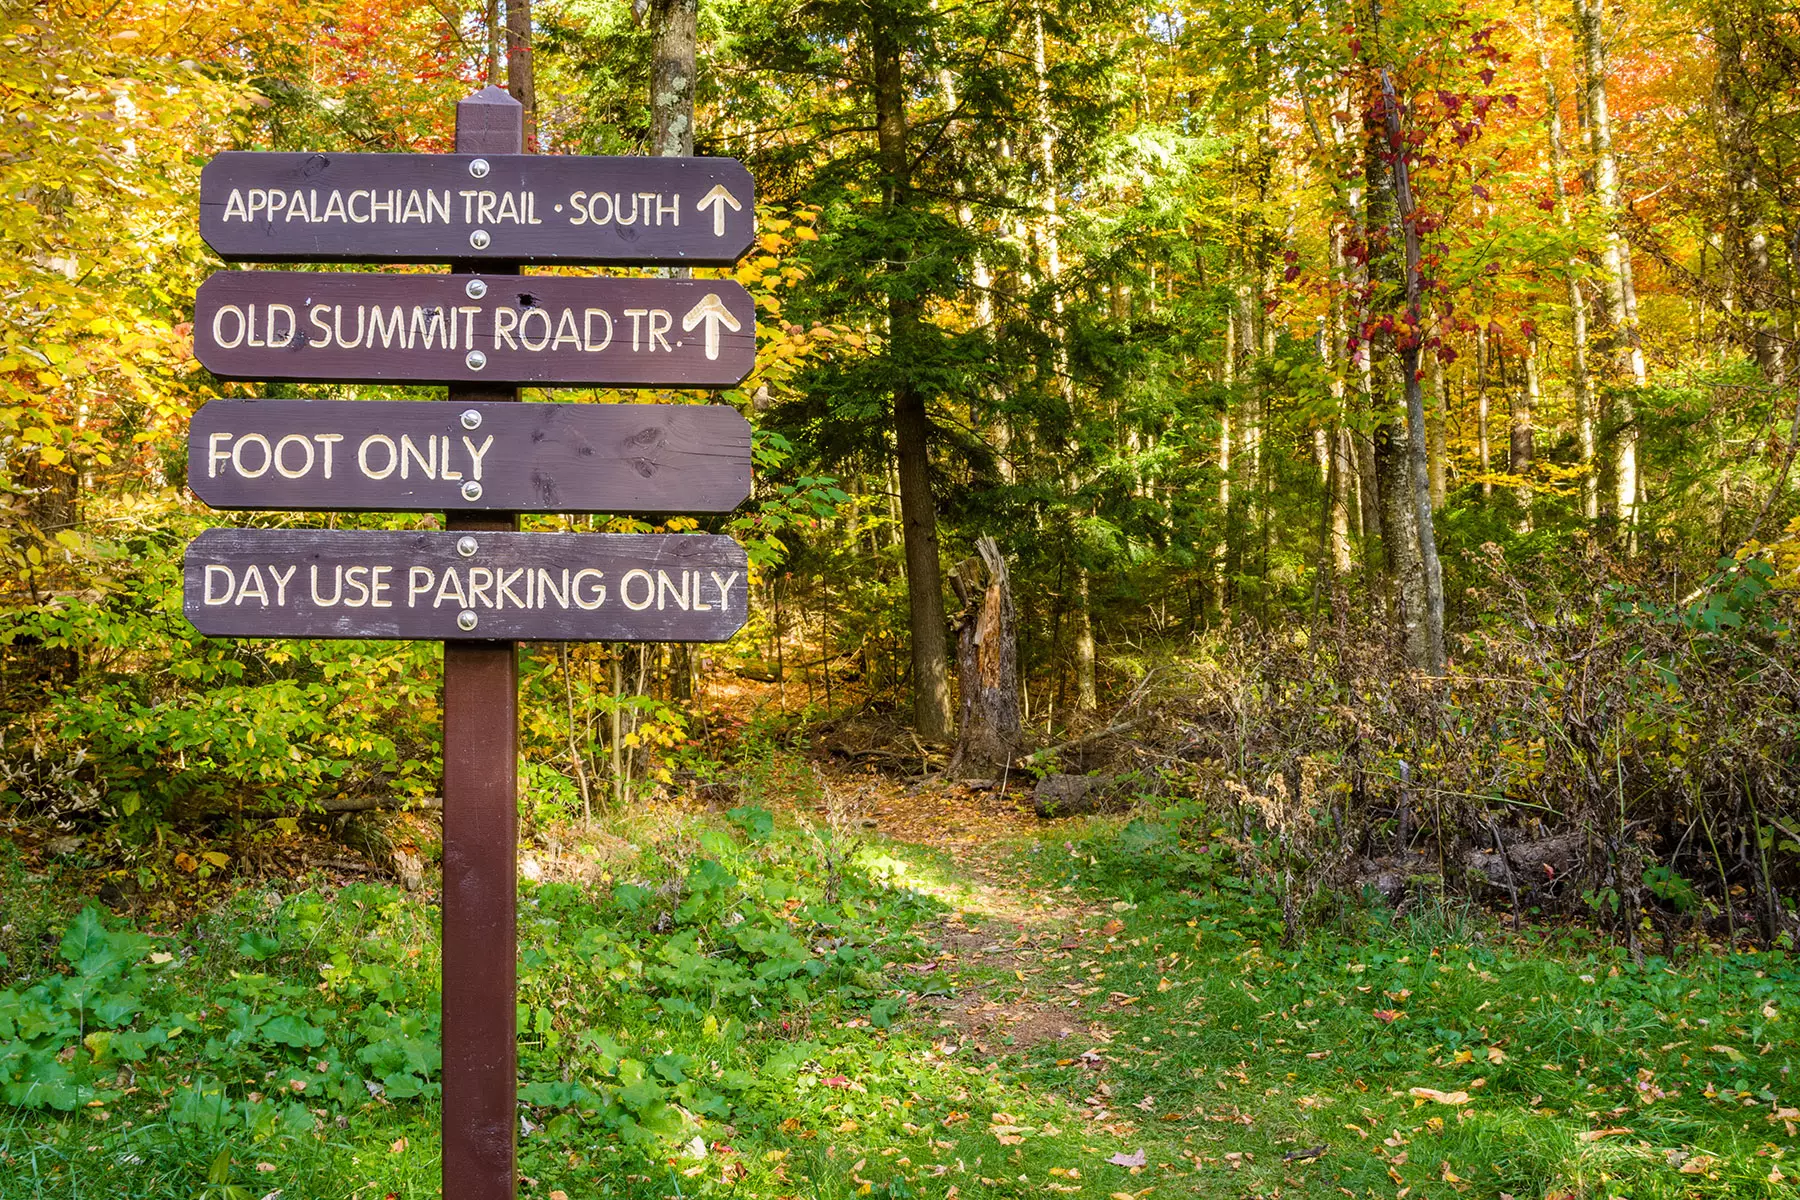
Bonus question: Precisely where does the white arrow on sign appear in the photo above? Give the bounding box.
[695,185,742,237]
[682,293,743,361]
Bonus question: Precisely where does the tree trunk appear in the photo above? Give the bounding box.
[1713,13,1788,385]
[649,0,699,697]
[1515,337,1539,531]
[1427,349,1447,509]
[1376,417,1426,662]
[485,0,501,85]
[950,537,1025,777]
[1534,0,1598,521]
[1381,70,1446,673]
[648,0,698,158]
[1072,566,1097,711]
[1476,325,1492,499]
[505,0,536,149]
[1573,0,1645,549]
[872,9,953,740]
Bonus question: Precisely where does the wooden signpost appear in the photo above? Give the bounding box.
[200,150,755,264]
[182,85,754,1200]
[184,529,748,641]
[188,400,752,513]
[193,271,756,386]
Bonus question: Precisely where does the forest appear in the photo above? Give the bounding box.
[2,0,1798,1197]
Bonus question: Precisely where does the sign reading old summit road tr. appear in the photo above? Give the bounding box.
[188,400,752,514]
[185,529,748,642]
[200,152,755,265]
[193,272,756,387]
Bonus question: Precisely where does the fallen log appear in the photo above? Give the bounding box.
[1022,716,1153,767]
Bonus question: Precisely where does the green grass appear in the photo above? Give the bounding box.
[4,796,1799,1199]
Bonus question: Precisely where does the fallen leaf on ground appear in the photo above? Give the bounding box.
[1576,1127,1633,1142]
[1409,1088,1470,1106]
[1108,1148,1146,1168]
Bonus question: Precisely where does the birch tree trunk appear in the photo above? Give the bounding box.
[1533,0,1598,520]
[1515,338,1540,531]
[1573,0,1646,549]
[1476,325,1492,499]
[1427,350,1447,509]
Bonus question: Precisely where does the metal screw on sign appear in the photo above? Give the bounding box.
[468,157,490,178]
[466,350,487,371]
[456,609,479,631]
[465,278,488,300]
[457,536,479,557]
[461,480,484,501]
[469,229,491,250]
[460,409,483,430]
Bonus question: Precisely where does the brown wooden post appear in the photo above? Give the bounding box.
[443,83,523,1200]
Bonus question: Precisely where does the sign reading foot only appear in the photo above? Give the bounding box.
[199,152,755,265]
[184,529,748,642]
[188,400,751,514]
[193,272,756,387]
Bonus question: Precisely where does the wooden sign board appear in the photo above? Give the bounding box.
[183,529,748,642]
[187,400,751,514]
[199,152,755,265]
[193,271,756,387]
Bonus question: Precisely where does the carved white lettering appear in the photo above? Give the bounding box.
[274,434,314,479]
[359,435,397,480]
[573,569,606,610]
[711,570,741,611]
[310,564,342,606]
[313,434,342,479]
[343,565,371,608]
[208,432,232,478]
[204,564,234,604]
[584,308,613,352]
[620,569,654,611]
[211,305,247,349]
[656,569,689,611]
[231,433,272,479]
[270,564,297,606]
[463,434,493,481]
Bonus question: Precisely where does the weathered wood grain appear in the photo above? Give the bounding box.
[192,271,756,387]
[187,400,751,514]
[183,529,748,642]
[199,152,755,265]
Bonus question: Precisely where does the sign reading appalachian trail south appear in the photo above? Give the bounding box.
[194,271,756,387]
[185,529,748,642]
[200,152,755,265]
[188,400,752,514]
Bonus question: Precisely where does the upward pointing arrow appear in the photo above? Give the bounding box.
[682,293,743,361]
[695,185,742,238]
